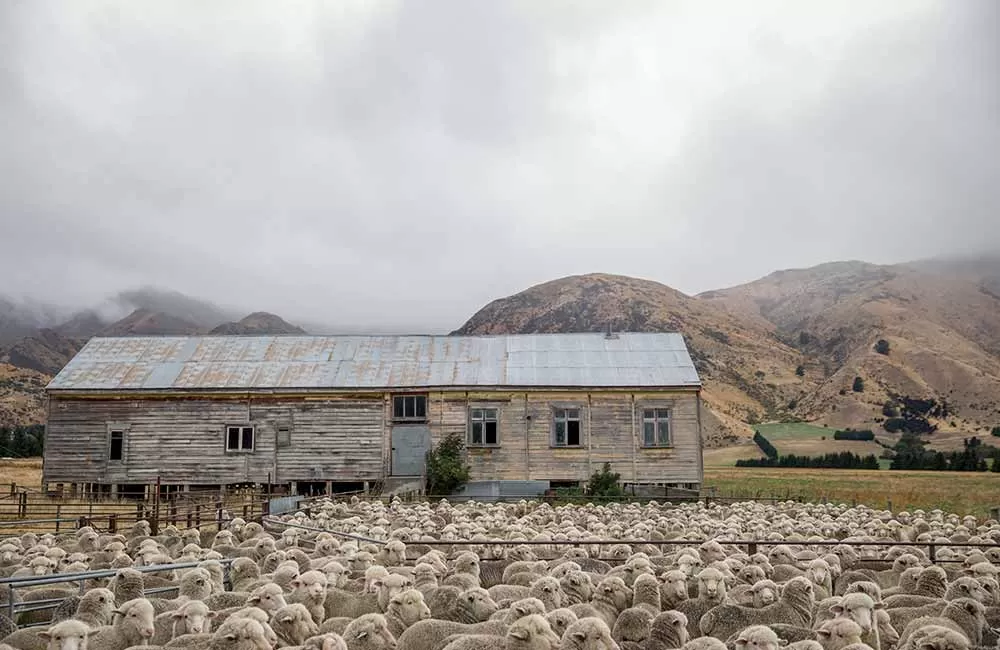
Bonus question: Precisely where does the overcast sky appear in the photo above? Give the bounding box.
[1,0,997,332]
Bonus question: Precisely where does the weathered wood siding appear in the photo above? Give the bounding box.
[423,389,702,485]
[44,388,701,487]
[44,396,384,485]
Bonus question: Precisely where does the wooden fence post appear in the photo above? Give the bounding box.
[56,505,62,532]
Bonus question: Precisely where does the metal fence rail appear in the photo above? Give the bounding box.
[1,559,237,626]
[262,517,1000,564]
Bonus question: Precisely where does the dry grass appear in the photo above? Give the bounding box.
[0,458,43,489]
[705,467,1000,518]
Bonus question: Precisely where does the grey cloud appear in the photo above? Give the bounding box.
[0,0,996,331]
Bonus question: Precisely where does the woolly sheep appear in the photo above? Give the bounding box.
[270,603,320,647]
[815,618,865,650]
[340,613,396,650]
[151,600,216,645]
[88,598,156,650]
[699,576,816,641]
[439,614,561,650]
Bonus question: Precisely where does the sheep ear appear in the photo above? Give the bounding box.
[171,611,185,619]
[38,632,51,641]
[816,630,831,639]
[873,602,884,610]
[830,604,844,615]
[572,632,586,641]
[247,596,260,604]
[509,627,530,641]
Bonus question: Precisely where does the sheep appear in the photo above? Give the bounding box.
[885,577,992,609]
[382,589,430,637]
[428,586,500,623]
[658,570,690,610]
[492,598,548,624]
[561,571,595,606]
[52,587,116,628]
[528,577,565,612]
[270,603,320,647]
[680,638,727,650]
[340,613,396,650]
[730,625,782,650]
[163,615,274,650]
[88,598,156,650]
[815,618,865,650]
[611,607,654,647]
[395,619,508,650]
[642,610,689,650]
[289,570,330,626]
[632,573,661,615]
[699,576,816,641]
[544,608,578,638]
[560,616,620,650]
[109,569,146,605]
[439,613,561,650]
[151,600,216,645]
[3,619,93,650]
[897,624,969,650]
[569,576,632,629]
[674,568,729,639]
[896,598,987,648]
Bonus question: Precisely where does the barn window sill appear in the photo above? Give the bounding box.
[467,444,501,449]
[640,445,675,450]
[549,445,586,449]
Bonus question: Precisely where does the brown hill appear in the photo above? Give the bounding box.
[0,329,85,376]
[209,312,307,335]
[454,273,810,446]
[99,308,204,337]
[698,260,1000,435]
[0,364,47,427]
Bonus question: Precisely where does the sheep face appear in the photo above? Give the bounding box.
[39,619,92,650]
[734,625,781,650]
[508,614,561,648]
[172,601,215,635]
[247,583,287,612]
[292,570,329,601]
[563,616,617,650]
[113,598,156,642]
[815,618,863,650]
[695,568,726,601]
[387,589,431,626]
[830,593,879,635]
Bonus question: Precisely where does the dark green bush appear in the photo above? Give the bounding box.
[586,462,624,498]
[424,432,470,495]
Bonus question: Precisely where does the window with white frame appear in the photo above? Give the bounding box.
[392,395,427,421]
[468,407,499,446]
[641,408,671,447]
[552,407,582,447]
[226,425,255,452]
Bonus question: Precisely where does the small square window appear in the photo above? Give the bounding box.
[393,395,428,421]
[468,408,499,446]
[552,407,582,447]
[276,426,291,448]
[226,425,255,452]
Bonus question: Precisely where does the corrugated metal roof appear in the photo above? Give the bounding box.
[46,333,701,391]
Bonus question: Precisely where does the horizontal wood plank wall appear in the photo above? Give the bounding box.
[45,396,384,485]
[424,389,701,485]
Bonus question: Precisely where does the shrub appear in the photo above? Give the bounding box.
[795,365,805,377]
[992,426,1000,438]
[874,339,890,355]
[424,432,471,495]
[882,401,899,417]
[852,377,865,392]
[992,456,1000,473]
[586,462,624,498]
[799,332,811,345]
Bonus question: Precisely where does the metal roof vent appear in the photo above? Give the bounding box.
[605,322,619,340]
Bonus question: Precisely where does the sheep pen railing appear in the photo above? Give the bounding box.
[261,516,1000,567]
[0,558,237,628]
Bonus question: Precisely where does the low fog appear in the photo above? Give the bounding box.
[1,1,997,331]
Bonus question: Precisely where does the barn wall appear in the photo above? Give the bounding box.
[44,388,702,487]
[43,395,385,485]
[425,389,702,486]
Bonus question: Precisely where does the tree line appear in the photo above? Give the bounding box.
[737,451,880,469]
[890,434,1000,472]
[0,425,44,457]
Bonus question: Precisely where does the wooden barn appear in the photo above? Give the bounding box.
[42,332,704,497]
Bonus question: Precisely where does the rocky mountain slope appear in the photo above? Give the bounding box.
[454,273,808,446]
[456,259,1000,444]
[0,364,47,427]
[210,312,306,335]
[698,258,1000,435]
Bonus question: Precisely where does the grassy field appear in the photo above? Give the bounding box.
[705,467,1000,518]
[704,422,887,467]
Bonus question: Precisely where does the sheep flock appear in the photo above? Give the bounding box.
[1,497,999,650]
